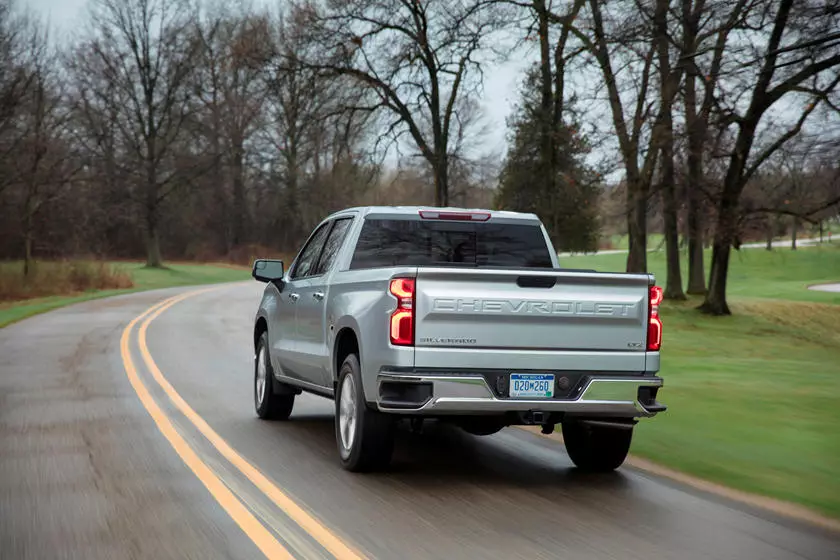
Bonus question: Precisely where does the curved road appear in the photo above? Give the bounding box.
[1,283,838,559]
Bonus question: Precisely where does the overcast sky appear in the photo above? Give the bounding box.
[26,0,533,161]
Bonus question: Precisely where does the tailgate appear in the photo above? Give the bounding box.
[412,268,652,371]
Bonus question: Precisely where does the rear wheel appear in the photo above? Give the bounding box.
[562,420,632,472]
[335,353,395,472]
[254,333,295,420]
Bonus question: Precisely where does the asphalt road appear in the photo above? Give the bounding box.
[2,283,839,560]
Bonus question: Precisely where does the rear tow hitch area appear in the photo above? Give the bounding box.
[518,410,561,433]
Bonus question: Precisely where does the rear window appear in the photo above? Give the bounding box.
[349,218,554,270]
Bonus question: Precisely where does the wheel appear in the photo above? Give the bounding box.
[335,353,395,472]
[254,332,295,420]
[561,420,632,472]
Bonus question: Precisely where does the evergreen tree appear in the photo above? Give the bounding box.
[496,66,599,253]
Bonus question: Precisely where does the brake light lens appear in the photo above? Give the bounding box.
[418,210,491,221]
[647,285,663,351]
[389,278,415,346]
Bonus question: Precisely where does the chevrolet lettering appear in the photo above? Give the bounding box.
[250,206,666,473]
[432,298,637,317]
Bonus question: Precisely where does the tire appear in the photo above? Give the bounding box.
[561,420,632,472]
[254,332,295,420]
[335,353,395,472]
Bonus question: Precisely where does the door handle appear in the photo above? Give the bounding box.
[313,292,325,301]
[289,293,300,302]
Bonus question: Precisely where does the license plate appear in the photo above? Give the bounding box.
[509,374,555,398]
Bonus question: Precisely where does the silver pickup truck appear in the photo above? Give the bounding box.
[251,206,666,472]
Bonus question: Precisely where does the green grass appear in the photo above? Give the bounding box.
[634,299,840,518]
[561,244,840,519]
[0,261,249,328]
[561,243,840,304]
[601,233,664,250]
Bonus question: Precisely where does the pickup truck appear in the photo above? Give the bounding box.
[251,206,666,472]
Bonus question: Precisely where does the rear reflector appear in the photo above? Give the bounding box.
[389,278,415,346]
[418,210,491,221]
[647,285,663,351]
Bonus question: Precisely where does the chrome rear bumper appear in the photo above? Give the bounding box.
[376,372,665,417]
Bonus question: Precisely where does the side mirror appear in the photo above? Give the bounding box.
[252,259,285,283]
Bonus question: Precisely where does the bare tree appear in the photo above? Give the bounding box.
[699,0,840,314]
[262,8,340,247]
[301,0,510,207]
[653,0,685,299]
[741,139,840,249]
[74,0,199,267]
[194,5,270,250]
[0,0,32,197]
[5,19,81,275]
[553,1,674,273]
[677,0,754,294]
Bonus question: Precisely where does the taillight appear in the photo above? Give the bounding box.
[389,278,415,346]
[418,210,491,221]
[647,285,663,351]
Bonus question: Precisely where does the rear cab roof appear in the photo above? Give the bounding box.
[326,206,543,224]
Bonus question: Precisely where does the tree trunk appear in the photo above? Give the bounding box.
[536,0,555,213]
[791,217,798,250]
[23,224,33,279]
[145,216,162,268]
[210,103,227,254]
[285,141,300,248]
[145,147,163,268]
[766,220,774,250]
[702,238,732,315]
[626,179,648,273]
[661,169,685,299]
[231,140,245,247]
[686,194,705,293]
[434,154,449,207]
[682,2,705,295]
[22,186,35,278]
[655,0,684,299]
[700,184,740,315]
[700,116,758,315]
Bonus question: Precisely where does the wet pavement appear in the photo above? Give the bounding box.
[1,283,838,559]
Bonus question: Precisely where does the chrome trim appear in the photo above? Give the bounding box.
[275,374,334,398]
[376,373,663,417]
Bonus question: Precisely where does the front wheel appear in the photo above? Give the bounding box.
[335,354,395,472]
[254,333,295,420]
[562,420,632,472]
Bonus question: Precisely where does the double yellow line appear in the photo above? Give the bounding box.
[120,289,365,560]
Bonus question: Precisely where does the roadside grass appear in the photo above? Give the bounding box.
[560,245,840,519]
[0,261,250,328]
[0,260,133,301]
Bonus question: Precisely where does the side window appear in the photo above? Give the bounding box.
[290,223,331,280]
[312,218,353,276]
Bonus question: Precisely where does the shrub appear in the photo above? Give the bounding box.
[0,260,134,302]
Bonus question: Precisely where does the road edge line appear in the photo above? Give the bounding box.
[138,288,367,560]
[515,425,840,533]
[120,293,293,560]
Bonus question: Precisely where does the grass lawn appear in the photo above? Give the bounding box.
[0,261,250,328]
[561,242,840,304]
[562,244,840,519]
